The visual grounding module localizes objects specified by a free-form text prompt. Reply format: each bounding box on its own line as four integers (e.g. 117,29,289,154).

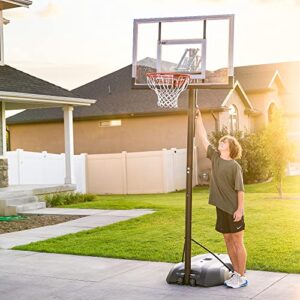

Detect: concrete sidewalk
0,208,154,249
0,249,299,300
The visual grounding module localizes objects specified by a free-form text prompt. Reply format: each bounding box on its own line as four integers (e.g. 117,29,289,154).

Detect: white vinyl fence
86,147,198,194
6,149,87,193
6,147,198,195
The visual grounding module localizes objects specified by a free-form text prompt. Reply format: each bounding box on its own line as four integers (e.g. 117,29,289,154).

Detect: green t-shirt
207,145,244,215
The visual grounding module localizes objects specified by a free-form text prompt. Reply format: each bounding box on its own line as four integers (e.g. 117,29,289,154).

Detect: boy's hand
233,209,244,222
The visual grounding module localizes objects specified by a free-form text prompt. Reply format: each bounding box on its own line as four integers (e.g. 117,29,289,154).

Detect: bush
45,192,96,207
208,127,271,183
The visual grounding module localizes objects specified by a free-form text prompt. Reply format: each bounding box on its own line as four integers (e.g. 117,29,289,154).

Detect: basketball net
146,72,190,108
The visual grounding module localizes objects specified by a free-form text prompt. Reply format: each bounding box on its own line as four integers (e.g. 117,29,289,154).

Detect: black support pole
184,89,197,285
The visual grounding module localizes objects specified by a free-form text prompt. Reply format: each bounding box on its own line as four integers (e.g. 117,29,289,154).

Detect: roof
8,61,298,125
7,64,246,125
0,65,78,98
0,0,31,10
0,65,96,111
235,61,300,92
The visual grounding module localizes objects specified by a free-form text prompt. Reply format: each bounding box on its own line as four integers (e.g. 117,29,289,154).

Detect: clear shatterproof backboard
132,15,234,89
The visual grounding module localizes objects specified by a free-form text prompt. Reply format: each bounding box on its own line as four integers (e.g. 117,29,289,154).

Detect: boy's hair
219,135,242,159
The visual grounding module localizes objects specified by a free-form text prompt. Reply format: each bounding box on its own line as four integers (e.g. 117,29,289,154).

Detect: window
268,103,277,123
229,104,238,133
99,120,122,127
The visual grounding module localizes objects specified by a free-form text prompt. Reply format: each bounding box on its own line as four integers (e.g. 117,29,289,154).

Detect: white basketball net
146,73,190,108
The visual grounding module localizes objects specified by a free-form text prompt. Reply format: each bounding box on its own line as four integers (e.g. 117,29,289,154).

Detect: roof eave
221,81,254,110
244,87,274,94
0,91,96,107
0,0,32,9
7,107,229,125
244,108,261,116
268,70,286,91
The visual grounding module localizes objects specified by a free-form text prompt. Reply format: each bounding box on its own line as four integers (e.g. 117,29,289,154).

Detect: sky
3,0,300,91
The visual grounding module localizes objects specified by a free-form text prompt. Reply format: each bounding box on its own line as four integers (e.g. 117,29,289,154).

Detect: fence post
171,148,177,191
16,148,23,184
121,151,128,194
161,148,169,193
80,153,87,194
41,151,47,184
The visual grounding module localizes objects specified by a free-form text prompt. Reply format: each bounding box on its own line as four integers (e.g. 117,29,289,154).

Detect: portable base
166,253,233,287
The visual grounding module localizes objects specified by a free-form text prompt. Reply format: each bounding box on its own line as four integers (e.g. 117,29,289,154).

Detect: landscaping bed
0,214,85,234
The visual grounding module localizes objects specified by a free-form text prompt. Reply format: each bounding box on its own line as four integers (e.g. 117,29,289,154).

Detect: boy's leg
225,231,247,276
223,233,239,272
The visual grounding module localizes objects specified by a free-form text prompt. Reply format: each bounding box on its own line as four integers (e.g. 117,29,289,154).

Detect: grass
13,176,300,273
244,175,300,194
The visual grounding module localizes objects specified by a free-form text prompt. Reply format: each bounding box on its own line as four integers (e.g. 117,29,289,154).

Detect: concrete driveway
0,250,299,300
0,208,299,299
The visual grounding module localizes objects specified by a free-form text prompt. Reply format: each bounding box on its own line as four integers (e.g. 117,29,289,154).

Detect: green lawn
13,176,300,273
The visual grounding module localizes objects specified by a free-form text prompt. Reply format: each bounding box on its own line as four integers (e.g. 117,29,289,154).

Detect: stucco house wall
9,110,231,155
9,115,190,154
246,81,283,131
219,89,252,132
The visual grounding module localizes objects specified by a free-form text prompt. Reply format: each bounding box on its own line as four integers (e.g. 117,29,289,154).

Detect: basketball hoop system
133,14,235,287
146,72,190,108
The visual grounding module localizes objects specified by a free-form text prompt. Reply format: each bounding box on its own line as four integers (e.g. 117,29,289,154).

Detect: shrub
208,127,271,183
45,192,96,207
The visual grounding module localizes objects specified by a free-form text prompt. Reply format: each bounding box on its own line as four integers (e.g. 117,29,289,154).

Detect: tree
263,109,296,198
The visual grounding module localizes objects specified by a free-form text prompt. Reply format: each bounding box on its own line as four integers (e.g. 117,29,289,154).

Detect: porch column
63,105,75,184
0,101,8,188
0,10,4,66
0,101,6,157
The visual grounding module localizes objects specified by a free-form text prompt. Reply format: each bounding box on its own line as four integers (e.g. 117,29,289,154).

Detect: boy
195,108,248,289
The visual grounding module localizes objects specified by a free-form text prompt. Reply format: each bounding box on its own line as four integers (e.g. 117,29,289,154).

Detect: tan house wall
218,89,252,132
247,82,282,131
9,115,189,154
9,113,221,155
9,122,66,153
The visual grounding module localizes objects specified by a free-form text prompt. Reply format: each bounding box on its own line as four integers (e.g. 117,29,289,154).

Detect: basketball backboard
132,15,234,89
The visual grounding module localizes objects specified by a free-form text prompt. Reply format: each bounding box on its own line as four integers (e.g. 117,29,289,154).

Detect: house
6,61,300,170
0,1,96,189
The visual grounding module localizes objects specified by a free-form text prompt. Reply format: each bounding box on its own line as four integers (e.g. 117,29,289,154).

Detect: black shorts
215,207,245,234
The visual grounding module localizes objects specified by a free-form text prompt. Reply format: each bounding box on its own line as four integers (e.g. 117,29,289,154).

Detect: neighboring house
236,62,300,161
0,64,96,185
0,0,96,189
6,61,300,169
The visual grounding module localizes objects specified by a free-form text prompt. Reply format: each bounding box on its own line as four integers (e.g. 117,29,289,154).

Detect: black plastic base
166,253,233,287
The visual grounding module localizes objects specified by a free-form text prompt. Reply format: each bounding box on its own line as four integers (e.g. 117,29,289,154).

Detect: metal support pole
184,89,197,285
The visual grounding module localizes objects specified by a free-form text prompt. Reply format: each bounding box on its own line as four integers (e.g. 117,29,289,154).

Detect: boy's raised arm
195,108,210,153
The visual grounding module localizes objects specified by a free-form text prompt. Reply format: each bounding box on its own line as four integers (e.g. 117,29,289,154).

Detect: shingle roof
235,61,300,92
0,65,78,98
0,0,31,10
234,70,277,92
7,64,234,124
8,61,298,125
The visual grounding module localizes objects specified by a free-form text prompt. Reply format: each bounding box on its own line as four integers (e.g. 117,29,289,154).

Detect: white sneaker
224,270,233,281
224,271,236,285
224,272,248,288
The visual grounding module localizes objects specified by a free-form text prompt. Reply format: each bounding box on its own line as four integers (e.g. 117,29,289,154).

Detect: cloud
37,2,61,18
